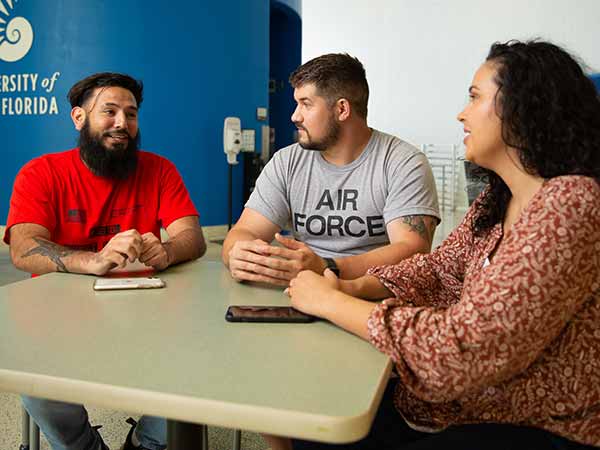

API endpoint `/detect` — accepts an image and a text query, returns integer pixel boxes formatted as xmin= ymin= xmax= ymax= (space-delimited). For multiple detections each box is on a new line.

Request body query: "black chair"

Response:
xmin=463 ymin=160 xmax=487 ymax=205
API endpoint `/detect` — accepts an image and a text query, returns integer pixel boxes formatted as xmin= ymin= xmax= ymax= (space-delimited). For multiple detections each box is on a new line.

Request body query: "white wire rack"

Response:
xmin=420 ymin=144 xmax=474 ymax=247
xmin=420 ymin=144 xmax=466 ymax=214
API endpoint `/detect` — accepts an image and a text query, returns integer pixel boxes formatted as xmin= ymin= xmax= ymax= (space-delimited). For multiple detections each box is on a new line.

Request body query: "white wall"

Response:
xmin=302 ymin=0 xmax=600 ymax=149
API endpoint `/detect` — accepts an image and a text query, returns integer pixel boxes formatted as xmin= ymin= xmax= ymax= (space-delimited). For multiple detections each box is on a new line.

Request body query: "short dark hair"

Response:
xmin=67 ymin=72 xmax=144 ymax=109
xmin=473 ymin=39 xmax=600 ymax=233
xmin=289 ymin=53 xmax=369 ymax=119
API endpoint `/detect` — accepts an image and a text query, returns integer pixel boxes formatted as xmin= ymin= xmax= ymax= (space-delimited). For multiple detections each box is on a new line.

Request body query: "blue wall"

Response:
xmin=270 ymin=1 xmax=302 ymax=151
xmin=0 ymin=0 xmax=270 ymax=226
xmin=591 ymin=74 xmax=600 ymax=92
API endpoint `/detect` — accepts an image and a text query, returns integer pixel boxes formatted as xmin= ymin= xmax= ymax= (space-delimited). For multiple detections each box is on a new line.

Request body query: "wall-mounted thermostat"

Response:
xmin=241 ymin=129 xmax=255 ymax=152
xmin=256 ymin=107 xmax=268 ymax=121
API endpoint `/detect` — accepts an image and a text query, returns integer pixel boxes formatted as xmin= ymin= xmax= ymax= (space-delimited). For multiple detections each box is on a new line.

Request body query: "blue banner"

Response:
xmin=0 ymin=0 xmax=270 ymax=225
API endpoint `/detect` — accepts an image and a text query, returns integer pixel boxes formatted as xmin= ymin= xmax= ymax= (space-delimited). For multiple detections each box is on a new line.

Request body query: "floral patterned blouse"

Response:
xmin=366 ymin=176 xmax=600 ymax=446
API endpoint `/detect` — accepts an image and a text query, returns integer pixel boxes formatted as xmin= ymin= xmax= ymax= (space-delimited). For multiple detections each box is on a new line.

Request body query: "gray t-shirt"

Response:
xmin=245 ymin=129 xmax=440 ymax=258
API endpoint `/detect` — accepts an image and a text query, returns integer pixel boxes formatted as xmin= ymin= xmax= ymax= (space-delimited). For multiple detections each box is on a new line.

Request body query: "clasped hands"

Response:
xmin=90 ymin=229 xmax=171 ymax=275
xmin=227 ymin=233 xmax=329 ymax=286
xmin=228 ymin=233 xmax=345 ymax=318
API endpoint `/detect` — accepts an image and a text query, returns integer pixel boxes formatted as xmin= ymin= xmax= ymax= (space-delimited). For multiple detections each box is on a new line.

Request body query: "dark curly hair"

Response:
xmin=473 ymin=40 xmax=600 ymax=233
xmin=67 ymin=72 xmax=144 ymax=109
xmin=289 ymin=53 xmax=369 ymax=119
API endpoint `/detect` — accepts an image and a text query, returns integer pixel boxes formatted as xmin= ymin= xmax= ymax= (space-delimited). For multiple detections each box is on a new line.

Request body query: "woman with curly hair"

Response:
xmin=287 ymin=40 xmax=600 ymax=449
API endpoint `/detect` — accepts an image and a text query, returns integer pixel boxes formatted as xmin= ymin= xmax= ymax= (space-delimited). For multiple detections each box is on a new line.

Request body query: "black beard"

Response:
xmin=78 ymin=122 xmax=140 ymax=180
xmin=296 ymin=116 xmax=341 ymax=152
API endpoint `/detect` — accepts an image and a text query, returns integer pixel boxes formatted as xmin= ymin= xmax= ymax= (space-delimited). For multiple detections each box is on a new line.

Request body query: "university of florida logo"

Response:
xmin=0 ymin=0 xmax=33 ymax=62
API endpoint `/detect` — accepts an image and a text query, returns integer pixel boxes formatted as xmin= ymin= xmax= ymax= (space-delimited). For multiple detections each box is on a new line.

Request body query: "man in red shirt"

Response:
xmin=4 ymin=73 xmax=206 ymax=450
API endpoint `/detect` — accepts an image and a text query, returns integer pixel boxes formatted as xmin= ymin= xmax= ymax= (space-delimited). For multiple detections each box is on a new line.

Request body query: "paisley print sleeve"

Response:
xmin=367 ymin=191 xmax=486 ymax=307
xmin=368 ymin=177 xmax=600 ymax=403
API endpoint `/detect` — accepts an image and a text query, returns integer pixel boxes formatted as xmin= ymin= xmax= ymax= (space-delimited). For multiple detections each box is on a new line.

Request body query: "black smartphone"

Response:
xmin=225 ymin=305 xmax=315 ymax=323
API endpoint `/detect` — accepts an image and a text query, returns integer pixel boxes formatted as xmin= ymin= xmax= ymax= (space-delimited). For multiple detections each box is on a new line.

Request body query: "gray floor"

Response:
xmin=0 ymin=227 xmax=268 ymax=450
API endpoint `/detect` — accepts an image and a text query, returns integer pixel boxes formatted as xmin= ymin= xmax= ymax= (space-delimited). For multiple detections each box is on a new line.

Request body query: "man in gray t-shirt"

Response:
xmin=247 ymin=129 xmax=438 ymax=257
xmin=222 ymin=53 xmax=440 ymax=287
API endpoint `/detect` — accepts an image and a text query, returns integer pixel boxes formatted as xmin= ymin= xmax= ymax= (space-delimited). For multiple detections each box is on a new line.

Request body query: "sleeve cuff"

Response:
xmin=366 ymin=264 xmax=405 ymax=298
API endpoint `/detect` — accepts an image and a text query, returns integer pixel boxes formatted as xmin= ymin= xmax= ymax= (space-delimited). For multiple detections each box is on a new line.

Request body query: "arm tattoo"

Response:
xmin=21 ymin=237 xmax=75 ymax=273
xmin=400 ymin=215 xmax=436 ymax=243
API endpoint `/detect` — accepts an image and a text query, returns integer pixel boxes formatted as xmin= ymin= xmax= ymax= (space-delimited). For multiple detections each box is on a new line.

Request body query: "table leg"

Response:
xmin=167 ymin=420 xmax=208 ymax=450
xmin=232 ymin=429 xmax=241 ymax=450
xmin=203 ymin=426 xmax=209 ymax=450
xmin=20 ymin=408 xmax=29 ymax=450
xmin=30 ymin=422 xmax=40 ymax=450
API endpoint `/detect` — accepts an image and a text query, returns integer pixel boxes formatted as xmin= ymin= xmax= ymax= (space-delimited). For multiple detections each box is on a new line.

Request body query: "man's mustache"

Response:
xmin=103 ymin=130 xmax=132 ymax=139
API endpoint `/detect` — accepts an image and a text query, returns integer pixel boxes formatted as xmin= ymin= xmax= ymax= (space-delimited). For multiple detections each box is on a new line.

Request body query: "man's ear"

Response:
xmin=336 ymin=98 xmax=351 ymax=122
xmin=71 ymin=106 xmax=86 ymax=130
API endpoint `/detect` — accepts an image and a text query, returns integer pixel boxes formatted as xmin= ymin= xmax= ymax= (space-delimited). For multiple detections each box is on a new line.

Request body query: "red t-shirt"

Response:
xmin=4 ymin=148 xmax=199 ymax=251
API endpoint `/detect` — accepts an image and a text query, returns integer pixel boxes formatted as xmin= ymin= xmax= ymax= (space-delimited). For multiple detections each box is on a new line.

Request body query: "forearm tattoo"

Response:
xmin=21 ymin=237 xmax=75 ymax=272
xmin=400 ymin=215 xmax=436 ymax=243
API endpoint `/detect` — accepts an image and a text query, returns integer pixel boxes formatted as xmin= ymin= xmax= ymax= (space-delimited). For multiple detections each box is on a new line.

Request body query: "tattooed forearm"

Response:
xmin=21 ymin=237 xmax=76 ymax=272
xmin=400 ymin=215 xmax=437 ymax=244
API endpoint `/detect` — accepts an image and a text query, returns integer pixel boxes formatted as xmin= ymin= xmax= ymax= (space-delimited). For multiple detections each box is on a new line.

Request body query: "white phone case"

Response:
xmin=93 ymin=277 xmax=165 ymax=291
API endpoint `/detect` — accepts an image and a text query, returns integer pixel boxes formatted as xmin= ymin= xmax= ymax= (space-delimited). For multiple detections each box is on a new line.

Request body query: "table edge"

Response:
xmin=0 ymin=359 xmax=393 ymax=443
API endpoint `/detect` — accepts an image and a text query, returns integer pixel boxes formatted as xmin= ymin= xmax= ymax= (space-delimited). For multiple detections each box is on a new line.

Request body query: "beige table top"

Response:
xmin=0 ymin=260 xmax=392 ymax=443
